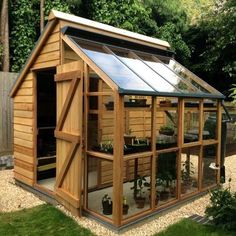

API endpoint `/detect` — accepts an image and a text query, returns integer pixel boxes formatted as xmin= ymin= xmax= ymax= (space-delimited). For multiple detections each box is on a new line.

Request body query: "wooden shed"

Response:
xmin=10 ymin=10 xmax=225 ymax=228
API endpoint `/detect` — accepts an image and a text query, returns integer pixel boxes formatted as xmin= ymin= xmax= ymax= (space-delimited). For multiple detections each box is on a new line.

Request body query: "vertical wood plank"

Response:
xmin=151 ymin=97 xmax=157 ymax=209
xmin=112 ymin=93 xmax=124 ymax=226
xmin=216 ymin=100 xmax=222 ymax=184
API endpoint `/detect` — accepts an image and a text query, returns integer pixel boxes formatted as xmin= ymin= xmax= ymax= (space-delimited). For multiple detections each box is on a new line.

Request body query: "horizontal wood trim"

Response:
xmin=14 ymin=144 xmax=34 ymax=157
xmin=32 ymin=60 xmax=60 ymax=70
xmin=14 ymin=96 xmax=33 ymax=103
xmin=202 ymin=139 xmax=218 ymax=146
xmin=156 ymin=147 xmax=179 ymax=154
xmin=14 ymin=137 xmax=33 ymax=149
xmin=14 ymin=110 xmax=33 ymax=118
xmin=14 ymin=117 xmax=33 ymax=126
xmin=14 ymin=130 xmax=33 ymax=142
xmin=56 ymin=188 xmax=80 ymax=208
xmin=86 ymin=151 xmax=113 ymax=160
xmin=87 ymin=92 xmax=114 ymax=96
xmin=54 ymin=130 xmax=80 ymax=143
xmin=41 ymin=42 xmax=60 ymax=54
xmin=123 ymin=151 xmax=153 ymax=161
xmin=35 ymin=51 xmax=60 ymax=64
xmin=25 ymin=73 xmax=34 ymax=81
xmin=14 ymin=165 xmax=34 ymax=179
xmin=14 ymin=172 xmax=33 ymax=186
xmin=15 ymin=159 xmax=34 ymax=171
xmin=14 ymin=103 xmax=34 ymax=111
xmin=14 ymin=151 xmax=34 ymax=164
xmin=182 ymin=141 xmax=201 ymax=148
xmin=21 ymin=80 xmax=33 ymax=88
xmin=16 ymin=88 xmax=33 ymax=96
xmin=14 ymin=124 xmax=33 ymax=133
xmin=54 ymin=71 xmax=81 ymax=82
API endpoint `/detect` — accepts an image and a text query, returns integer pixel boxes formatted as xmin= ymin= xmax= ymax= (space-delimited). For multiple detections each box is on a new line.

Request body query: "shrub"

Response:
xmin=205 ymin=179 xmax=236 ymax=231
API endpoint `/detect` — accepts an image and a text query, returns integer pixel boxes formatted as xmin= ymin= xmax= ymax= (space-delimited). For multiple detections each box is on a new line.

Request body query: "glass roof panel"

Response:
xmin=111 ymin=50 xmax=181 ymax=93
xmin=166 ymin=59 xmax=221 ymax=95
xmin=69 ymin=37 xmax=155 ymax=94
xmin=142 ymin=58 xmax=198 ymax=94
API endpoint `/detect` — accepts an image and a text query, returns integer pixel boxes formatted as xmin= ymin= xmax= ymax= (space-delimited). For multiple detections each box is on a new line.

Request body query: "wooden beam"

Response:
xmin=216 ymin=101 xmax=222 ymax=184
xmin=55 ymin=130 xmax=80 ymax=143
xmin=112 ymin=93 xmax=124 ymax=226
xmin=54 ymin=70 xmax=81 ymax=82
xmin=56 ymin=188 xmax=80 ymax=208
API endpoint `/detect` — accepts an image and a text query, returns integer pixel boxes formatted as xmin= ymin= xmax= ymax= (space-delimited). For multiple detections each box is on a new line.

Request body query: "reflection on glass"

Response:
xmin=202 ymin=145 xmax=217 ymax=188
xmin=115 ymin=55 xmax=180 ymax=93
xmin=70 ymin=37 xmax=155 ymax=93
xmin=123 ymin=156 xmax=151 ymax=219
xmin=184 ymin=101 xmax=200 ymax=143
xmin=144 ymin=60 xmax=197 ymax=93
xmin=156 ymin=152 xmax=177 ymax=206
xmin=167 ymin=59 xmax=212 ymax=94
xmin=181 ymin=147 xmax=199 ymax=195
xmin=156 ymin=100 xmax=178 ymax=150
xmin=203 ymin=112 xmax=217 ymax=140
xmin=87 ymin=156 xmax=113 ymax=218
xmin=124 ymin=95 xmax=152 ymax=154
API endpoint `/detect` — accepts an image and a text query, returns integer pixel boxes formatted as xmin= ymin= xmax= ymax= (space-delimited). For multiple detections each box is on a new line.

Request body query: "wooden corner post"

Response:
xmin=113 ymin=92 xmax=124 ymax=226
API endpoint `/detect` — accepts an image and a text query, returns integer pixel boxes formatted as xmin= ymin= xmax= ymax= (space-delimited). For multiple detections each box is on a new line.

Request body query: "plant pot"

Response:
xmin=102 ymin=201 xmax=112 ymax=215
xmin=181 ymin=183 xmax=191 ymax=194
xmin=160 ymin=191 xmax=169 ymax=201
xmin=123 ymin=204 xmax=129 ymax=215
xmin=159 ymin=130 xmax=175 ymax=136
xmin=135 ymin=197 xmax=146 ymax=208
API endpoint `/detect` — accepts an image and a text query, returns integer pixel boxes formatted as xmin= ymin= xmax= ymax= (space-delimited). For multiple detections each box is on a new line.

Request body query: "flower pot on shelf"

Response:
xmin=159 ymin=191 xmax=169 ymax=201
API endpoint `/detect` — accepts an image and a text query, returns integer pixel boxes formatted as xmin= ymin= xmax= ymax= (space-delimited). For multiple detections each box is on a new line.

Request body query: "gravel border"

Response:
xmin=0 ymin=154 xmax=235 ymax=235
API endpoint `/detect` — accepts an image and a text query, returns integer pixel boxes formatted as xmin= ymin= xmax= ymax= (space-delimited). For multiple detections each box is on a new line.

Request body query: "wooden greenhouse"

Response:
xmin=10 ymin=10 xmax=225 ymax=228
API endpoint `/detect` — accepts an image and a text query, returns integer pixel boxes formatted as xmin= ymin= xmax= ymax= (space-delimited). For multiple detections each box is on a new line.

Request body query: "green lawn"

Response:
xmin=155 ymin=219 xmax=235 ymax=236
xmin=0 ymin=204 xmax=94 ymax=236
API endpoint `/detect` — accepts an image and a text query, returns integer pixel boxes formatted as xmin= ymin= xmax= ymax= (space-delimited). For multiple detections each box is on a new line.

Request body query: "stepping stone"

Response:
xmin=188 ymin=214 xmax=211 ymax=225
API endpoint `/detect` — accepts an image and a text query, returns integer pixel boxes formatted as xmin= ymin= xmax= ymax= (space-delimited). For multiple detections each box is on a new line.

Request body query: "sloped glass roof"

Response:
xmin=67 ymin=35 xmax=224 ymax=99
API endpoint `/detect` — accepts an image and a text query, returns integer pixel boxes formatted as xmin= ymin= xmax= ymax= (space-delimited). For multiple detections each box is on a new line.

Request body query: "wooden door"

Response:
xmin=54 ymin=61 xmax=83 ymax=216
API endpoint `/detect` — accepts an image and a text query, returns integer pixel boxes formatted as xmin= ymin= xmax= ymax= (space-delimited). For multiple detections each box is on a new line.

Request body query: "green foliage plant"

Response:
xmin=205 ymin=178 xmax=236 ymax=231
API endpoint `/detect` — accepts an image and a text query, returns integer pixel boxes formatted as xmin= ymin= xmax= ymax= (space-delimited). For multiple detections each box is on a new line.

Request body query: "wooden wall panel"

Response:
xmin=13 ymin=71 xmax=35 ymax=186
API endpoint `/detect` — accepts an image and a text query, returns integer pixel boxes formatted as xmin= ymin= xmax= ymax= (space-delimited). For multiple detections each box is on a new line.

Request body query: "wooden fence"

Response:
xmin=0 ymin=72 xmax=18 ymax=156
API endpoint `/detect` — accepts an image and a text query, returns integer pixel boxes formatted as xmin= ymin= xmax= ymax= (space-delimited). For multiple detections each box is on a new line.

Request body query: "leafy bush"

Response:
xmin=205 ymin=180 xmax=236 ymax=231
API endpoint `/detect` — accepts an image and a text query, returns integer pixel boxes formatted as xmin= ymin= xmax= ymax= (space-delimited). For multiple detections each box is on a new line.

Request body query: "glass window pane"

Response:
xmin=69 ymin=37 xmax=155 ymax=93
xmin=202 ymin=145 xmax=217 ymax=188
xmin=123 ymin=156 xmax=151 ymax=219
xmin=123 ymin=95 xmax=152 ymax=154
xmin=203 ymin=111 xmax=217 ymax=140
xmin=181 ymin=147 xmax=199 ymax=195
xmin=113 ymin=52 xmax=180 ymax=93
xmin=87 ymin=156 xmax=113 ymax=218
xmin=156 ymin=152 xmax=178 ymax=206
xmin=156 ymin=97 xmax=178 ymax=150
xmin=184 ymin=100 xmax=200 ymax=143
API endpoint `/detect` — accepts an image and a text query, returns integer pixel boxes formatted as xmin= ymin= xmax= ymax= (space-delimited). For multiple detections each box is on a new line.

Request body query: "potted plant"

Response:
xmin=124 ymin=129 xmax=136 ymax=145
xmin=181 ymin=160 xmax=195 ymax=194
xmin=99 ymin=140 xmax=113 ymax=153
xmin=131 ymin=175 xmax=146 ymax=208
xmin=159 ymin=172 xmax=173 ymax=201
xmin=159 ymin=125 xmax=175 ymax=136
xmin=122 ymin=196 xmax=129 ymax=215
xmin=102 ymin=194 xmax=112 ymax=215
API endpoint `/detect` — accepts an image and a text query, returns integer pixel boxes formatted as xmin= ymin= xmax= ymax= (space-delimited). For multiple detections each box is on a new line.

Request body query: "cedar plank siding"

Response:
xmin=13 ymin=72 xmax=35 ymax=186
xmin=13 ymin=23 xmax=60 ymax=186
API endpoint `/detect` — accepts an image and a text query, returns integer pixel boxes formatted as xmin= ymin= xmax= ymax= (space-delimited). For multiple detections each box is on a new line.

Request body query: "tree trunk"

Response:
xmin=40 ymin=0 xmax=45 ymax=33
xmin=1 ymin=0 xmax=9 ymax=72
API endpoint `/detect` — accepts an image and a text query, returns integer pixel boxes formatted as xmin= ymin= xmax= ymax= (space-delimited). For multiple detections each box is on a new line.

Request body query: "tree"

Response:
xmin=1 ymin=0 xmax=9 ymax=71
xmin=185 ymin=0 xmax=236 ymax=97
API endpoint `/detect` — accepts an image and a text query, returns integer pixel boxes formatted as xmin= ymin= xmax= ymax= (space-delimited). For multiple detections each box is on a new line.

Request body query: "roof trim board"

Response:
xmin=49 ymin=10 xmax=170 ymax=49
